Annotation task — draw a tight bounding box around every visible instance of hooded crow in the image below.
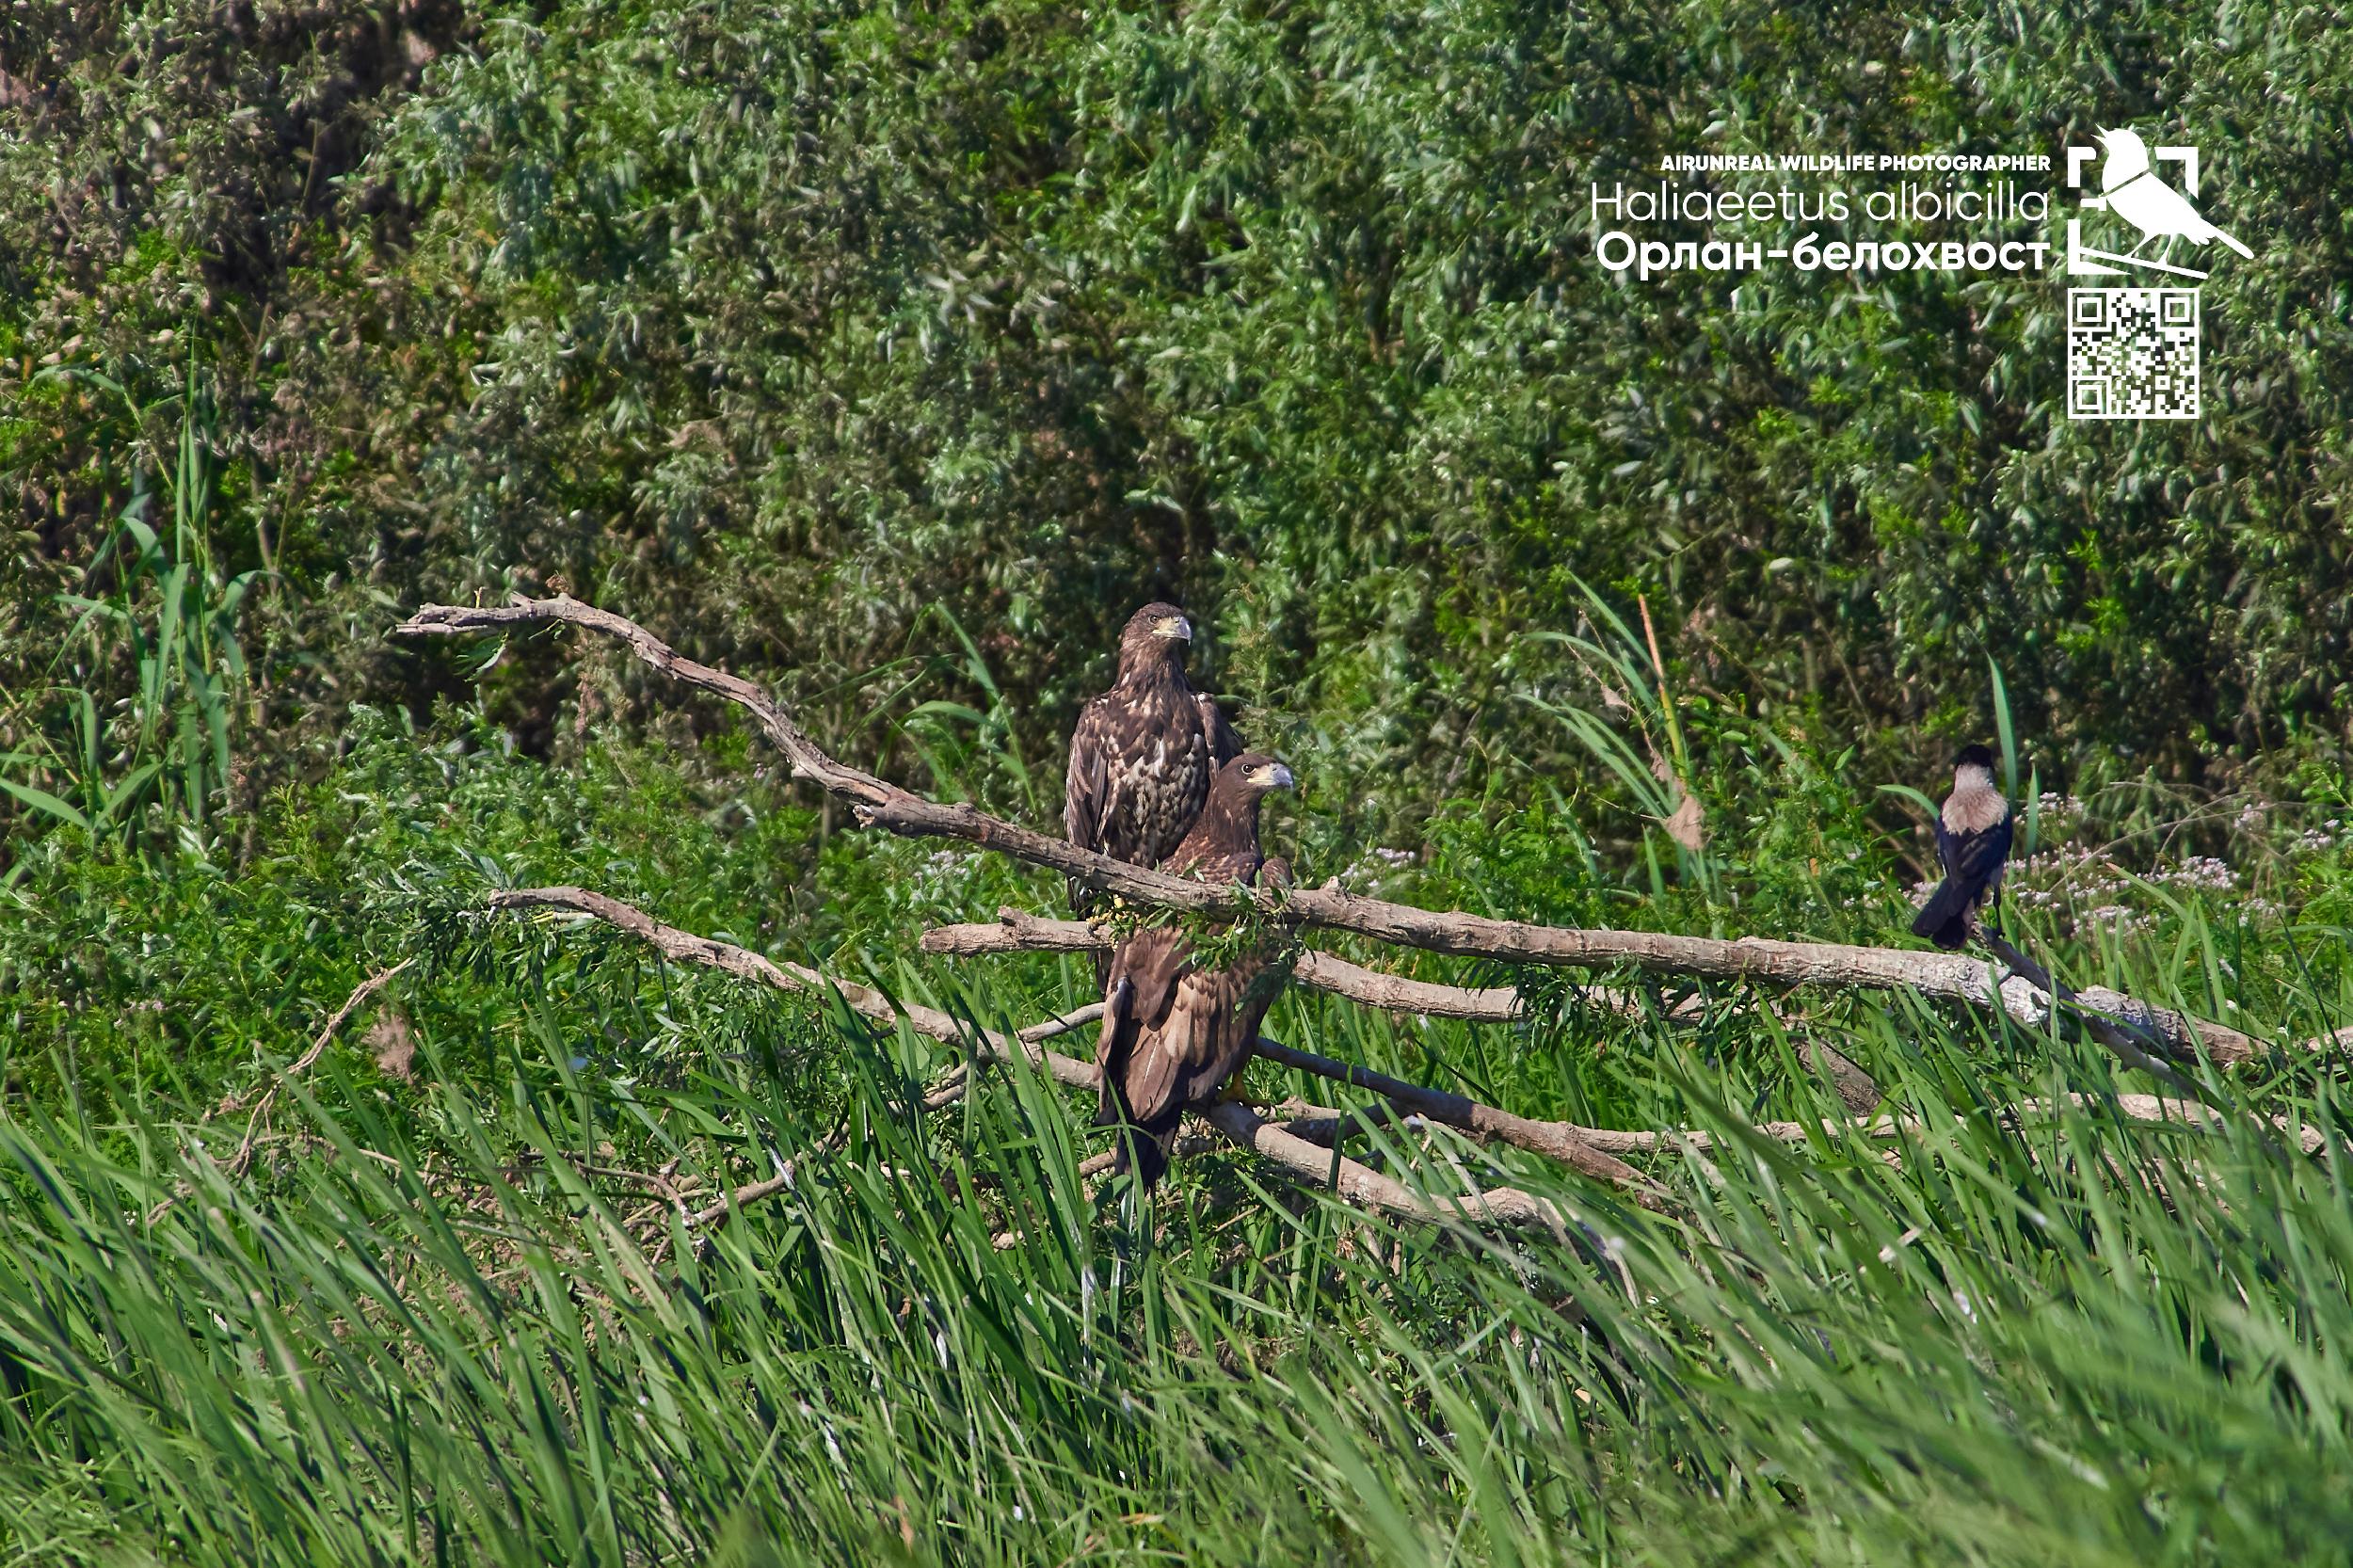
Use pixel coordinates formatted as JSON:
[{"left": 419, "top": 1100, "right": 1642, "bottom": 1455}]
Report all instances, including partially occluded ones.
[{"left": 1912, "top": 744, "right": 2013, "bottom": 952}]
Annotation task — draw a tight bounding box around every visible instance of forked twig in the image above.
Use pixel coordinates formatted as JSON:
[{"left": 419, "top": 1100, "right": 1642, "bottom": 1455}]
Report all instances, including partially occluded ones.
[{"left": 146, "top": 958, "right": 415, "bottom": 1224}]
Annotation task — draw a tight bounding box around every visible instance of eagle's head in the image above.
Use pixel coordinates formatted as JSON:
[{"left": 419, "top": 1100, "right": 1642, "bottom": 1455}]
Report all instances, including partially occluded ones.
[
  {"left": 1118, "top": 601, "right": 1194, "bottom": 669},
  {"left": 1221, "top": 752, "right": 1295, "bottom": 796},
  {"left": 1188, "top": 753, "right": 1294, "bottom": 858}
]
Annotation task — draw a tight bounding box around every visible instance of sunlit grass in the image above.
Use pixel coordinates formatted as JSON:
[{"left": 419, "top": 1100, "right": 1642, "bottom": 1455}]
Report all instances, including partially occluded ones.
[{"left": 1, "top": 725, "right": 2348, "bottom": 1565}]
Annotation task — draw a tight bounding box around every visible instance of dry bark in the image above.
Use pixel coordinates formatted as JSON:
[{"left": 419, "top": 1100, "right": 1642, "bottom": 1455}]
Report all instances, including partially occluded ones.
[
  {"left": 395, "top": 596, "right": 2254, "bottom": 1080},
  {"left": 482, "top": 887, "right": 1654, "bottom": 1239}
]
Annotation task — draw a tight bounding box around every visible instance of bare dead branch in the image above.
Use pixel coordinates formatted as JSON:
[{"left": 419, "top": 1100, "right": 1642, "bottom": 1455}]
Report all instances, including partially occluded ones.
[
  {"left": 923, "top": 912, "right": 2250, "bottom": 1072},
  {"left": 473, "top": 885, "right": 2328, "bottom": 1254},
  {"left": 936, "top": 912, "right": 1882, "bottom": 1110},
  {"left": 1273, "top": 1091, "right": 2331, "bottom": 1157},
  {"left": 1021, "top": 1002, "right": 1106, "bottom": 1043},
  {"left": 396, "top": 596, "right": 2249, "bottom": 1068},
  {"left": 488, "top": 887, "right": 1097, "bottom": 1093},
  {"left": 1074, "top": 1136, "right": 1221, "bottom": 1181},
  {"left": 1241, "top": 1034, "right": 1657, "bottom": 1193},
  {"left": 1978, "top": 931, "right": 2210, "bottom": 1105},
  {"left": 1198, "top": 1102, "right": 1581, "bottom": 1238},
  {"left": 924, "top": 910, "right": 1530, "bottom": 1021},
  {"left": 482, "top": 887, "right": 1669, "bottom": 1241}
]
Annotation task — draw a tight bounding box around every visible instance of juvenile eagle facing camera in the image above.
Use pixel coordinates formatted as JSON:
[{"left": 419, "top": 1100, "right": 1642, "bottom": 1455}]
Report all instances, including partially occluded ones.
[{"left": 1064, "top": 602, "right": 1240, "bottom": 922}]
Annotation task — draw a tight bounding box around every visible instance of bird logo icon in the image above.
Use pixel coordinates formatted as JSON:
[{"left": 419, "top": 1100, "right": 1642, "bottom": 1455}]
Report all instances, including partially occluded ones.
[
  {"left": 2091, "top": 128, "right": 2251, "bottom": 262},
  {"left": 2063, "top": 125, "right": 2242, "bottom": 420}
]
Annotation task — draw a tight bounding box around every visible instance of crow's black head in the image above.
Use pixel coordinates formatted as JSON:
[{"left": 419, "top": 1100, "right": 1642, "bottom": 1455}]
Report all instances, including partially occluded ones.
[{"left": 1952, "top": 743, "right": 1997, "bottom": 772}]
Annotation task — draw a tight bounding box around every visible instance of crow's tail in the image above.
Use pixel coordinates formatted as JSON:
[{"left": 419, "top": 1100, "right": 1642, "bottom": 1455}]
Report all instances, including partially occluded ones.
[{"left": 1910, "top": 879, "right": 1974, "bottom": 951}]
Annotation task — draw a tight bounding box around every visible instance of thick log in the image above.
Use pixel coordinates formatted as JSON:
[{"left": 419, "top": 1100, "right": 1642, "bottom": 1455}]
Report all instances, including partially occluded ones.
[
  {"left": 397, "top": 596, "right": 2255, "bottom": 1072},
  {"left": 920, "top": 911, "right": 2250, "bottom": 1069}
]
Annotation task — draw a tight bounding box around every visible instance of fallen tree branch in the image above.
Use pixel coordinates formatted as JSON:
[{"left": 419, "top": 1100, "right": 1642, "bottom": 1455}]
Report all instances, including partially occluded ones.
[
  {"left": 922, "top": 910, "right": 2248, "bottom": 1076},
  {"left": 925, "top": 910, "right": 1529, "bottom": 1022},
  {"left": 485, "top": 888, "right": 1649, "bottom": 1245},
  {"left": 1978, "top": 931, "right": 2210, "bottom": 1106},
  {"left": 394, "top": 596, "right": 2250, "bottom": 1073},
  {"left": 1198, "top": 1102, "right": 1581, "bottom": 1239},
  {"left": 492, "top": 885, "right": 1653, "bottom": 1196},
  {"left": 480, "top": 888, "right": 2331, "bottom": 1250},
  {"left": 489, "top": 886, "right": 1097, "bottom": 1093},
  {"left": 1243, "top": 1034, "right": 1657, "bottom": 1193},
  {"left": 933, "top": 910, "right": 1883, "bottom": 1112},
  {"left": 1270, "top": 1091, "right": 2332, "bottom": 1158}
]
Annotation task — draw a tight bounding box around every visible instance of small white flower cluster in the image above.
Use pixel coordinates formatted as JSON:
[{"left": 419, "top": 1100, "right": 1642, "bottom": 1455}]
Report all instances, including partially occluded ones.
[
  {"left": 2148, "top": 856, "right": 2235, "bottom": 892},
  {"left": 2015, "top": 842, "right": 2137, "bottom": 909},
  {"left": 2002, "top": 838, "right": 2251, "bottom": 937},
  {"left": 2293, "top": 820, "right": 2344, "bottom": 854},
  {"left": 2035, "top": 792, "right": 2085, "bottom": 826}
]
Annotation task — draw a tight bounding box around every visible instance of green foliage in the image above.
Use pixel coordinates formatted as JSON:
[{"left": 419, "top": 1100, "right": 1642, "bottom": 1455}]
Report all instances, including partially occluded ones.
[
  {"left": 2, "top": 725, "right": 2350, "bottom": 1562},
  {"left": 2, "top": 371, "right": 260, "bottom": 848},
  {"left": 6, "top": 0, "right": 2350, "bottom": 822}
]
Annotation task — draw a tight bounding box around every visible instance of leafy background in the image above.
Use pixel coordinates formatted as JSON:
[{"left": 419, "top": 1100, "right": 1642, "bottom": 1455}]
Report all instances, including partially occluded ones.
[
  {"left": 4, "top": 3, "right": 2353, "bottom": 1564},
  {"left": 6, "top": 0, "right": 2349, "bottom": 840}
]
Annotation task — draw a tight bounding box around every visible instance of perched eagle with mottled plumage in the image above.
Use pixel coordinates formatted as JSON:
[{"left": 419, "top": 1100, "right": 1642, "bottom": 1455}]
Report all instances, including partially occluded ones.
[
  {"left": 1063, "top": 602, "right": 1241, "bottom": 923},
  {"left": 1094, "top": 753, "right": 1295, "bottom": 1191}
]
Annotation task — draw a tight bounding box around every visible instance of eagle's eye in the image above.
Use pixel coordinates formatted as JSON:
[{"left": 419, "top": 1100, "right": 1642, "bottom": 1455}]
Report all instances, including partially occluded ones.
[{"left": 1152, "top": 615, "right": 1193, "bottom": 641}]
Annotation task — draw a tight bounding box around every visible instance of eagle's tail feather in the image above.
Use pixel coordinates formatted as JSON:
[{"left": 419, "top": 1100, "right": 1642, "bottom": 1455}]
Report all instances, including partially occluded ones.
[{"left": 1111, "top": 1119, "right": 1174, "bottom": 1192}]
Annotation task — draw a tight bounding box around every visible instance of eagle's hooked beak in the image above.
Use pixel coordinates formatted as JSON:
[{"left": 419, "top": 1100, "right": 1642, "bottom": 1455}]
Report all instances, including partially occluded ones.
[
  {"left": 1252, "top": 761, "right": 1295, "bottom": 792},
  {"left": 1153, "top": 614, "right": 1193, "bottom": 642}
]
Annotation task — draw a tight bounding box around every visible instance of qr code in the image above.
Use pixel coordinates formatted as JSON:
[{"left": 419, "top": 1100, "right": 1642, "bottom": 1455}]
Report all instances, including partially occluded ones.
[{"left": 2068, "top": 288, "right": 2200, "bottom": 420}]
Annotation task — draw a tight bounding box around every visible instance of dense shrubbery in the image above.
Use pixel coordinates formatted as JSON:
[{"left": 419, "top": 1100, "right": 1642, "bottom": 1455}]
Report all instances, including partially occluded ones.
[
  {"left": 6, "top": 5, "right": 2353, "bottom": 1560},
  {"left": 6, "top": 0, "right": 2351, "bottom": 846}
]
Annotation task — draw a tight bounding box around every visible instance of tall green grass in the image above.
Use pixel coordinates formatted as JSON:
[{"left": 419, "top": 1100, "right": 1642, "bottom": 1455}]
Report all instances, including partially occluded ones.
[
  {"left": 1, "top": 721, "right": 2348, "bottom": 1565},
  {"left": 1, "top": 369, "right": 258, "bottom": 854},
  {"left": 2, "top": 943, "right": 2349, "bottom": 1565}
]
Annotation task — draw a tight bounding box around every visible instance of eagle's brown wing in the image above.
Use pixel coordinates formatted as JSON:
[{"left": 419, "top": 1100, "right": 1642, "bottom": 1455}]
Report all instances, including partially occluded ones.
[
  {"left": 1197, "top": 690, "right": 1242, "bottom": 769},
  {"left": 1099, "top": 919, "right": 1284, "bottom": 1189},
  {"left": 1153, "top": 962, "right": 1273, "bottom": 1115},
  {"left": 1064, "top": 694, "right": 1125, "bottom": 918},
  {"left": 1064, "top": 693, "right": 1117, "bottom": 857},
  {"left": 1094, "top": 925, "right": 1192, "bottom": 1127}
]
